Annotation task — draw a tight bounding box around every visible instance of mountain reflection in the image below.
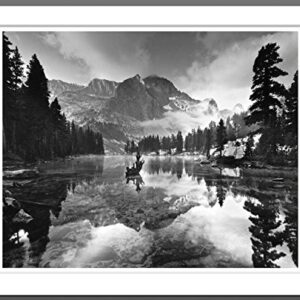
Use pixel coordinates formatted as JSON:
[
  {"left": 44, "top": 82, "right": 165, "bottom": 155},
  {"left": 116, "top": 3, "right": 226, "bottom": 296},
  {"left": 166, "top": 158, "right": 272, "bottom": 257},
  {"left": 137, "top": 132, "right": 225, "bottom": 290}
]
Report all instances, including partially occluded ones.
[
  {"left": 3, "top": 156, "right": 296, "bottom": 268},
  {"left": 145, "top": 157, "right": 235, "bottom": 208}
]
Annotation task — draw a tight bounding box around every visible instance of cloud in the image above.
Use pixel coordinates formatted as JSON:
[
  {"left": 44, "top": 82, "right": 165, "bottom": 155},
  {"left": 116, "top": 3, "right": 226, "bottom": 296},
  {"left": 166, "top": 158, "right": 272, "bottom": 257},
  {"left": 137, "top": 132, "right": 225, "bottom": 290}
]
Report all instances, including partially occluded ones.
[
  {"left": 38, "top": 31, "right": 297, "bottom": 110},
  {"left": 40, "top": 32, "right": 151, "bottom": 82},
  {"left": 139, "top": 100, "right": 237, "bottom": 135},
  {"left": 139, "top": 109, "right": 216, "bottom": 136},
  {"left": 177, "top": 32, "right": 298, "bottom": 109}
]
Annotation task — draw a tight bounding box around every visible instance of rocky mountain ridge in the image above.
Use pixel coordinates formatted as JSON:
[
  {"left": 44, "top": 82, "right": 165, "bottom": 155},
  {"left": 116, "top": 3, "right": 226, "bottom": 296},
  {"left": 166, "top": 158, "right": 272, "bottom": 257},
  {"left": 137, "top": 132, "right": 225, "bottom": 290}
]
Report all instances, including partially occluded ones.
[{"left": 48, "top": 75, "right": 244, "bottom": 153}]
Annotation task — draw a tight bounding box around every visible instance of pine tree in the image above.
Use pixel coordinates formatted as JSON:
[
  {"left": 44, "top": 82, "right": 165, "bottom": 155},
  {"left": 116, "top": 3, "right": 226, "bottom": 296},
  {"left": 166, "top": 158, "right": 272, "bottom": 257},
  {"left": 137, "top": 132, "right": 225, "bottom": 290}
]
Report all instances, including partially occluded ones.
[
  {"left": 3, "top": 33, "right": 14, "bottom": 153},
  {"left": 204, "top": 128, "right": 212, "bottom": 158},
  {"left": 245, "top": 43, "right": 287, "bottom": 129},
  {"left": 244, "top": 135, "right": 254, "bottom": 161},
  {"left": 25, "top": 54, "right": 50, "bottom": 110},
  {"left": 245, "top": 43, "right": 288, "bottom": 162},
  {"left": 10, "top": 47, "right": 25, "bottom": 154},
  {"left": 209, "top": 121, "right": 217, "bottom": 146},
  {"left": 285, "top": 71, "right": 298, "bottom": 145},
  {"left": 3, "top": 34, "right": 13, "bottom": 97},
  {"left": 50, "top": 99, "right": 67, "bottom": 157},
  {"left": 226, "top": 117, "right": 235, "bottom": 141},
  {"left": 176, "top": 131, "right": 183, "bottom": 153},
  {"left": 71, "top": 121, "right": 78, "bottom": 154},
  {"left": 11, "top": 47, "right": 24, "bottom": 90},
  {"left": 216, "top": 119, "right": 227, "bottom": 157},
  {"left": 24, "top": 54, "right": 51, "bottom": 159},
  {"left": 196, "top": 127, "right": 203, "bottom": 151},
  {"left": 97, "top": 133, "right": 104, "bottom": 154}
]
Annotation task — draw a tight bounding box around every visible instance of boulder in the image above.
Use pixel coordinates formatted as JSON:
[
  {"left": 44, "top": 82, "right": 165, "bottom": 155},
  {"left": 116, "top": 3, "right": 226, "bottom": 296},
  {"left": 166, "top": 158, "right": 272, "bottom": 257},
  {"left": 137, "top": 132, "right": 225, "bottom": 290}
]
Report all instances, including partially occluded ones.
[
  {"left": 4, "top": 197, "right": 20, "bottom": 208},
  {"left": 3, "top": 196, "right": 21, "bottom": 218},
  {"left": 12, "top": 209, "right": 33, "bottom": 224}
]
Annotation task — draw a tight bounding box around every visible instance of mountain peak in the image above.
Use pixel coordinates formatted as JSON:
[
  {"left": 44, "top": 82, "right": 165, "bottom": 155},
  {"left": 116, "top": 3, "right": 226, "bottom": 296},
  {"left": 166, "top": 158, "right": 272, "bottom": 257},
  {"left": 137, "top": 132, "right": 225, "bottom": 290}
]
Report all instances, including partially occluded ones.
[
  {"left": 132, "top": 74, "right": 145, "bottom": 85},
  {"left": 145, "top": 74, "right": 161, "bottom": 79},
  {"left": 88, "top": 77, "right": 118, "bottom": 85},
  {"left": 48, "top": 79, "right": 85, "bottom": 99},
  {"left": 202, "top": 98, "right": 218, "bottom": 108},
  {"left": 233, "top": 103, "right": 244, "bottom": 114},
  {"left": 84, "top": 78, "right": 118, "bottom": 98}
]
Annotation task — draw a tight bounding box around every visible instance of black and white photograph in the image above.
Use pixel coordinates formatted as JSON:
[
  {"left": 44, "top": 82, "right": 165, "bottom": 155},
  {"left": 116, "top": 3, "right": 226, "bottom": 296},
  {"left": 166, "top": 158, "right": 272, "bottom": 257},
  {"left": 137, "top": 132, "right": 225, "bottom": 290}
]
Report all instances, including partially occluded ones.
[{"left": 2, "top": 31, "right": 298, "bottom": 268}]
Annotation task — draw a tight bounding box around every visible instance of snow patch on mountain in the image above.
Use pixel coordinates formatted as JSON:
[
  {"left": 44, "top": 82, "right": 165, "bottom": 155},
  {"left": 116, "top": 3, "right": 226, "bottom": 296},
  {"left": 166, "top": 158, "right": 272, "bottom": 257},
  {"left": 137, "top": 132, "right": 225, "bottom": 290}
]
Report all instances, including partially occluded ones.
[{"left": 163, "top": 104, "right": 172, "bottom": 111}]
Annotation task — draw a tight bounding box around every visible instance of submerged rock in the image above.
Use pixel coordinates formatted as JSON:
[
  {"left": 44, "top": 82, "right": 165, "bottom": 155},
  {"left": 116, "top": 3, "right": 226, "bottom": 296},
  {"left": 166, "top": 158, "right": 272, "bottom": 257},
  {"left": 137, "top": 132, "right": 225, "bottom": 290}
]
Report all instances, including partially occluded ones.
[
  {"left": 4, "top": 197, "right": 20, "bottom": 208},
  {"left": 3, "top": 195, "right": 21, "bottom": 218},
  {"left": 12, "top": 209, "right": 33, "bottom": 224},
  {"left": 200, "top": 159, "right": 211, "bottom": 165},
  {"left": 3, "top": 169, "right": 39, "bottom": 180},
  {"left": 272, "top": 178, "right": 284, "bottom": 182},
  {"left": 4, "top": 189, "right": 13, "bottom": 197}
]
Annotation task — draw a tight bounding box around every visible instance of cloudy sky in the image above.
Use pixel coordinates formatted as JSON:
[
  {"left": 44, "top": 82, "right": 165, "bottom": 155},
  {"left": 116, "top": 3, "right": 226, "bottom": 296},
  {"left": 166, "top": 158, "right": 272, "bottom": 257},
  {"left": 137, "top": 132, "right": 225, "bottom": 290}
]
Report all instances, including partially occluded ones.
[{"left": 6, "top": 31, "right": 298, "bottom": 109}]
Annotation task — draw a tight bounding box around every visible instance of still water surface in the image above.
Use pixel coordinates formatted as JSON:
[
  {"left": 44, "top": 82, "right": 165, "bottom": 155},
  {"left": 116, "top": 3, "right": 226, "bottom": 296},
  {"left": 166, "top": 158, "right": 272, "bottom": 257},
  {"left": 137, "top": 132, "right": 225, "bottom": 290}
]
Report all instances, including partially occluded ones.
[{"left": 3, "top": 155, "right": 298, "bottom": 268}]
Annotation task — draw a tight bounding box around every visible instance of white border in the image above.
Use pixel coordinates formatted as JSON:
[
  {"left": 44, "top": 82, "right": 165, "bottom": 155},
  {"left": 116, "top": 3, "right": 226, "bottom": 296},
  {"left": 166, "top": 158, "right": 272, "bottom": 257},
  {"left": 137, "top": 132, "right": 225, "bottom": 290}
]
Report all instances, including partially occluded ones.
[
  {"left": 0, "top": 6, "right": 300, "bottom": 26},
  {"left": 0, "top": 6, "right": 299, "bottom": 295}
]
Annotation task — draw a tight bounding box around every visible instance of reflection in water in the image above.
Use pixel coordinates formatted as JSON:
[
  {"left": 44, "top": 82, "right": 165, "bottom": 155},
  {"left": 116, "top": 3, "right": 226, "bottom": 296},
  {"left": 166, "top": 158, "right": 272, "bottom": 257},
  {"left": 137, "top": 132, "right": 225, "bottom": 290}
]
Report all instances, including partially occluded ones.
[
  {"left": 126, "top": 175, "right": 145, "bottom": 193},
  {"left": 3, "top": 155, "right": 297, "bottom": 268},
  {"left": 283, "top": 194, "right": 298, "bottom": 267},
  {"left": 244, "top": 197, "right": 286, "bottom": 268},
  {"left": 217, "top": 181, "right": 227, "bottom": 207},
  {"left": 3, "top": 179, "right": 70, "bottom": 267}
]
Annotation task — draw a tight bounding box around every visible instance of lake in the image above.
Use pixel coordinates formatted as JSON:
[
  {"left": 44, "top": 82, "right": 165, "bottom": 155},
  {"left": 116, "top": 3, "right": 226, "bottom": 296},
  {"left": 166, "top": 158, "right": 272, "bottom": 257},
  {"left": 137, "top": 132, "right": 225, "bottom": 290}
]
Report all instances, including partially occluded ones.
[{"left": 3, "top": 155, "right": 298, "bottom": 268}]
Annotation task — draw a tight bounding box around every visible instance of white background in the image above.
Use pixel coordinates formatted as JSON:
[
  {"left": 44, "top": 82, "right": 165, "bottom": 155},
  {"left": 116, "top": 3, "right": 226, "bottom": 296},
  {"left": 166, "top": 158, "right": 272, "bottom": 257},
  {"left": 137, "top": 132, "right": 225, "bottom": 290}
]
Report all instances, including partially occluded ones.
[{"left": 0, "top": 6, "right": 299, "bottom": 295}]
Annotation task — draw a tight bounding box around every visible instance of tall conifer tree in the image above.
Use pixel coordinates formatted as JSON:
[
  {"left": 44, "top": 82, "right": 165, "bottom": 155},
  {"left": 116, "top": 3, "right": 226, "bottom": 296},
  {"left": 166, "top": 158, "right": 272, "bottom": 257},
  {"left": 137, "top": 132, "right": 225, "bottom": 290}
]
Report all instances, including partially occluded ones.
[
  {"left": 245, "top": 43, "right": 287, "bottom": 128},
  {"left": 285, "top": 71, "right": 298, "bottom": 143},
  {"left": 216, "top": 119, "right": 227, "bottom": 157}
]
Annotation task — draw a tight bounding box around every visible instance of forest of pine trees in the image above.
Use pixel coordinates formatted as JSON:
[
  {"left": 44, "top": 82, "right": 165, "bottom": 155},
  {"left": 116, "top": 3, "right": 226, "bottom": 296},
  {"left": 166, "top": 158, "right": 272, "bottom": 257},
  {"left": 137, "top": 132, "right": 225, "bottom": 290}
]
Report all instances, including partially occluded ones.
[
  {"left": 3, "top": 33, "right": 104, "bottom": 161},
  {"left": 125, "top": 113, "right": 252, "bottom": 157},
  {"left": 125, "top": 132, "right": 183, "bottom": 154}
]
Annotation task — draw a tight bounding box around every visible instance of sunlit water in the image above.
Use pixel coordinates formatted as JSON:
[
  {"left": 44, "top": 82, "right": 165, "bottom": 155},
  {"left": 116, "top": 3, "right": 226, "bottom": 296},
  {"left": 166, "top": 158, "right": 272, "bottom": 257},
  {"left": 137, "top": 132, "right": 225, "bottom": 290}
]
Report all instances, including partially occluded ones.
[{"left": 3, "top": 155, "right": 298, "bottom": 268}]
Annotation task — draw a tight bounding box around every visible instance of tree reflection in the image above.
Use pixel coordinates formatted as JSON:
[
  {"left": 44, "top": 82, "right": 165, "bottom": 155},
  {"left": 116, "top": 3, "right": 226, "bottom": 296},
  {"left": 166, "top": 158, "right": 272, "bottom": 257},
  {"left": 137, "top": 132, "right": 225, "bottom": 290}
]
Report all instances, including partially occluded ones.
[
  {"left": 146, "top": 158, "right": 160, "bottom": 175},
  {"left": 126, "top": 175, "right": 144, "bottom": 193},
  {"left": 244, "top": 196, "right": 286, "bottom": 268},
  {"left": 184, "top": 159, "right": 193, "bottom": 177},
  {"left": 210, "top": 168, "right": 228, "bottom": 207},
  {"left": 24, "top": 207, "right": 51, "bottom": 267},
  {"left": 283, "top": 194, "right": 298, "bottom": 267},
  {"left": 175, "top": 159, "right": 183, "bottom": 179},
  {"left": 3, "top": 178, "right": 69, "bottom": 267},
  {"left": 216, "top": 182, "right": 227, "bottom": 207}
]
